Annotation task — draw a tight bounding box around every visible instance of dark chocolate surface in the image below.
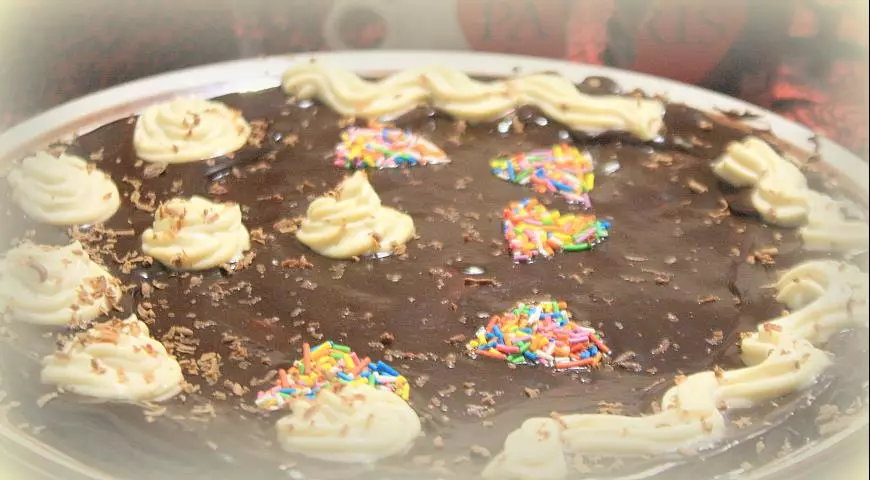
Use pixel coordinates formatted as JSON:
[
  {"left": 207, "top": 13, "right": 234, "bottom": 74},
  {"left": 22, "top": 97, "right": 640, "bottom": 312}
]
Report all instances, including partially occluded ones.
[{"left": 0, "top": 78, "right": 867, "bottom": 480}]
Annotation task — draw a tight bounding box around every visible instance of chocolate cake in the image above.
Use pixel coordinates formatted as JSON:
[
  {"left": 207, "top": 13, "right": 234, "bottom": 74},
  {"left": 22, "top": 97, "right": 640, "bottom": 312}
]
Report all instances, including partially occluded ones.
[{"left": 0, "top": 61, "right": 868, "bottom": 480}]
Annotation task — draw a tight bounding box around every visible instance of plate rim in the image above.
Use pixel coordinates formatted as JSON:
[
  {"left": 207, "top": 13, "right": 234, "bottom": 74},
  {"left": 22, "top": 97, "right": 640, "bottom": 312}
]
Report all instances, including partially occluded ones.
[{"left": 0, "top": 50, "right": 867, "bottom": 480}]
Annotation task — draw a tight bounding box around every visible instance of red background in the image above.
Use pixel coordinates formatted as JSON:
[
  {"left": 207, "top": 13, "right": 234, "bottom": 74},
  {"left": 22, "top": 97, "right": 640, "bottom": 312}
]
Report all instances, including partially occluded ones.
[{"left": 1, "top": 0, "right": 867, "bottom": 158}]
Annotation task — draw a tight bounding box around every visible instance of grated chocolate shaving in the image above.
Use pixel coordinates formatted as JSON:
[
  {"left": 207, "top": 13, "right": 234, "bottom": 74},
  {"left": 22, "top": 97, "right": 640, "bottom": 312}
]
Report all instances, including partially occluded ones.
[{"left": 281, "top": 256, "right": 314, "bottom": 269}]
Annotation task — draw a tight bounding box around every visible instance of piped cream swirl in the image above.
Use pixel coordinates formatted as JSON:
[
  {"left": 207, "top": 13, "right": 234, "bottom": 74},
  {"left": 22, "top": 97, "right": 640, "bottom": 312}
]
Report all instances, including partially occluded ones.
[
  {"left": 141, "top": 196, "right": 251, "bottom": 270},
  {"left": 133, "top": 97, "right": 251, "bottom": 163},
  {"left": 713, "top": 136, "right": 869, "bottom": 251},
  {"left": 0, "top": 241, "right": 122, "bottom": 326},
  {"left": 4, "top": 152, "right": 120, "bottom": 225},
  {"left": 281, "top": 61, "right": 665, "bottom": 141},
  {"left": 802, "top": 192, "right": 870, "bottom": 252},
  {"left": 481, "top": 418, "right": 567, "bottom": 480},
  {"left": 483, "top": 260, "right": 868, "bottom": 479},
  {"left": 762, "top": 260, "right": 869, "bottom": 346},
  {"left": 712, "top": 137, "right": 782, "bottom": 188},
  {"left": 296, "top": 171, "right": 415, "bottom": 259},
  {"left": 275, "top": 384, "right": 421, "bottom": 463},
  {"left": 41, "top": 314, "right": 183, "bottom": 402}
]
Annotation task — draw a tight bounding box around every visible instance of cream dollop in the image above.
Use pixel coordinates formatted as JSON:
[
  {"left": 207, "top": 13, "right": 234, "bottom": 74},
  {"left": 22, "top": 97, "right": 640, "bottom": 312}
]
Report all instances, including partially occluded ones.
[
  {"left": 0, "top": 241, "right": 122, "bottom": 326},
  {"left": 763, "top": 260, "right": 869, "bottom": 346},
  {"left": 712, "top": 137, "right": 783, "bottom": 188},
  {"left": 483, "top": 259, "right": 867, "bottom": 479},
  {"left": 801, "top": 192, "right": 870, "bottom": 252},
  {"left": 713, "top": 137, "right": 809, "bottom": 227},
  {"left": 141, "top": 196, "right": 251, "bottom": 270},
  {"left": 275, "top": 384, "right": 421, "bottom": 463},
  {"left": 133, "top": 97, "right": 251, "bottom": 163},
  {"left": 4, "top": 152, "right": 120, "bottom": 225},
  {"left": 41, "top": 314, "right": 183, "bottom": 402},
  {"left": 281, "top": 61, "right": 665, "bottom": 141},
  {"left": 482, "top": 418, "right": 568, "bottom": 480},
  {"left": 296, "top": 171, "right": 415, "bottom": 259},
  {"left": 713, "top": 136, "right": 868, "bottom": 250}
]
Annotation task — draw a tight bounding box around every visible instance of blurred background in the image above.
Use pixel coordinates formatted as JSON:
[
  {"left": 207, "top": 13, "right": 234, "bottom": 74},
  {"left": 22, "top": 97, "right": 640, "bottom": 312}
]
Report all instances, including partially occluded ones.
[{"left": 0, "top": 0, "right": 868, "bottom": 157}]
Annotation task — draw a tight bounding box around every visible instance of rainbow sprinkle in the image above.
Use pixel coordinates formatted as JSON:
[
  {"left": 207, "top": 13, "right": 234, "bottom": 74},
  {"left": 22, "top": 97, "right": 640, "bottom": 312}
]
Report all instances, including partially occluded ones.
[
  {"left": 466, "top": 300, "right": 609, "bottom": 369},
  {"left": 504, "top": 198, "right": 610, "bottom": 263},
  {"left": 334, "top": 127, "right": 450, "bottom": 169},
  {"left": 254, "top": 340, "right": 409, "bottom": 411},
  {"left": 490, "top": 144, "right": 595, "bottom": 206}
]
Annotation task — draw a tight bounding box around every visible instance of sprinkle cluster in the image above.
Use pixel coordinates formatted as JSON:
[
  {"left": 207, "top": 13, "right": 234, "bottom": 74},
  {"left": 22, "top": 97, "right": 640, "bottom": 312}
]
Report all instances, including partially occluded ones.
[
  {"left": 255, "top": 340, "right": 409, "bottom": 411},
  {"left": 466, "top": 300, "right": 608, "bottom": 369},
  {"left": 490, "top": 144, "right": 595, "bottom": 206},
  {"left": 334, "top": 127, "right": 450, "bottom": 169},
  {"left": 504, "top": 198, "right": 610, "bottom": 262}
]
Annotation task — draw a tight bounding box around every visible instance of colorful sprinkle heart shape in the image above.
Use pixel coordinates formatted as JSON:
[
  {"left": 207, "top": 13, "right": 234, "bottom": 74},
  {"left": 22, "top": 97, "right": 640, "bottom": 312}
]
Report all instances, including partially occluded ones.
[
  {"left": 503, "top": 198, "right": 610, "bottom": 262},
  {"left": 254, "top": 340, "right": 409, "bottom": 411},
  {"left": 490, "top": 144, "right": 595, "bottom": 207},
  {"left": 466, "top": 299, "right": 609, "bottom": 369},
  {"left": 334, "top": 127, "right": 450, "bottom": 169}
]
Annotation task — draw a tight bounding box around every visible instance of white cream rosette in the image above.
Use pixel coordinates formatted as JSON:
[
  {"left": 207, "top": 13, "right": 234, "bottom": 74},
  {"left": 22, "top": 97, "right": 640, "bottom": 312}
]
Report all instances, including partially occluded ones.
[
  {"left": 482, "top": 417, "right": 568, "bottom": 480},
  {"left": 483, "top": 260, "right": 868, "bottom": 479},
  {"left": 801, "top": 192, "right": 870, "bottom": 252},
  {"left": 713, "top": 136, "right": 868, "bottom": 251},
  {"left": 41, "top": 314, "right": 183, "bottom": 402},
  {"left": 282, "top": 61, "right": 664, "bottom": 141},
  {"left": 133, "top": 97, "right": 251, "bottom": 163},
  {"left": 4, "top": 151, "right": 120, "bottom": 225},
  {"left": 296, "top": 171, "right": 415, "bottom": 259},
  {"left": 276, "top": 384, "right": 421, "bottom": 463},
  {"left": 0, "top": 241, "right": 122, "bottom": 326},
  {"left": 760, "top": 260, "right": 869, "bottom": 346},
  {"left": 141, "top": 196, "right": 251, "bottom": 270}
]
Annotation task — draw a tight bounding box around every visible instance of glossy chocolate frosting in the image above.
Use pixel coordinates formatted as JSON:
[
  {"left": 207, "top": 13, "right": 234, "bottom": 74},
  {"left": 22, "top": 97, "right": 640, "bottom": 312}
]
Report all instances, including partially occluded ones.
[{"left": 0, "top": 77, "right": 867, "bottom": 480}]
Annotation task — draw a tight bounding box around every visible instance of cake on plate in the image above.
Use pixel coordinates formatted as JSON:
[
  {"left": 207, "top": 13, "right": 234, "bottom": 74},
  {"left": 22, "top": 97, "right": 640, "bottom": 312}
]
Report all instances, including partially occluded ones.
[{"left": 0, "top": 57, "right": 867, "bottom": 480}]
